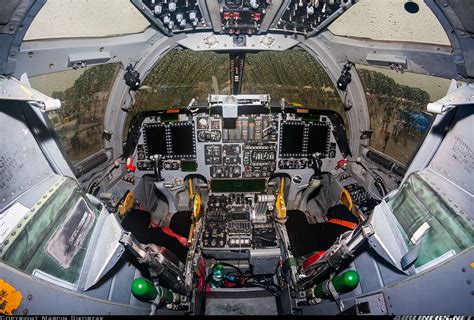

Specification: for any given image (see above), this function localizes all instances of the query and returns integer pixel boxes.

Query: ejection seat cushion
[121,209,188,263]
[286,210,320,258]
[169,211,193,238]
[286,205,358,258]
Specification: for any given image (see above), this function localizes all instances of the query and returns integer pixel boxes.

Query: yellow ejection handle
[192,193,202,221]
[188,179,194,199]
[187,194,202,245]
[275,177,287,222]
[187,178,202,244]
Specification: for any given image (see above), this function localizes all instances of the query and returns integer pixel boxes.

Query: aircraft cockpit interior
[0,0,472,316]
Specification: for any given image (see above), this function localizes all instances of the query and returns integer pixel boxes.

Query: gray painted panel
[0,263,149,315]
[320,31,457,80]
[428,106,473,195]
[14,28,160,78]
[109,260,138,304]
[0,103,54,212]
[385,248,474,315]
[0,0,46,76]
[16,174,57,208]
[353,249,386,293]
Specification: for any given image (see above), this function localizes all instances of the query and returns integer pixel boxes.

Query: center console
[200,191,280,274]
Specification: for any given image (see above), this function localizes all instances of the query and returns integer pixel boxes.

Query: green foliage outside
[243,50,344,115]
[49,63,121,163]
[358,68,433,165]
[131,49,347,124]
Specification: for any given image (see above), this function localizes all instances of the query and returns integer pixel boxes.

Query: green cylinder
[131,278,174,303]
[158,286,174,304]
[314,270,360,298]
[131,278,158,300]
[210,264,225,288]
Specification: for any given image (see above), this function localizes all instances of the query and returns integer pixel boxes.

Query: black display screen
[280,122,305,156]
[211,179,266,193]
[307,124,329,155]
[170,123,195,158]
[144,125,167,157]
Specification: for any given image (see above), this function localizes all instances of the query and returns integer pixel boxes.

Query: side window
[356,65,451,165]
[30,63,121,164]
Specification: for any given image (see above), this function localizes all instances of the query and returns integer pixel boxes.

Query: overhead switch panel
[131,0,207,36]
[220,0,271,35]
[272,0,353,36]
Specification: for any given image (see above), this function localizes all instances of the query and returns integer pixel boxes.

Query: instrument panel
[127,104,348,198]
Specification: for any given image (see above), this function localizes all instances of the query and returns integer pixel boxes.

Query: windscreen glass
[242,50,346,121]
[128,49,348,134]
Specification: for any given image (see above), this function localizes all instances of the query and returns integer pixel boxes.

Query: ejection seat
[285,190,359,258]
[168,210,193,239]
[121,209,189,263]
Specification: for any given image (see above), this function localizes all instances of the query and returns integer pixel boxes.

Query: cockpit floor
[204,295,278,315]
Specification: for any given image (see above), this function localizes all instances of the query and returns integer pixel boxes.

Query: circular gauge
[198,117,208,129]
[174,177,184,186]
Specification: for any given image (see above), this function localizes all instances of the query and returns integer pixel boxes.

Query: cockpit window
[24,0,150,40]
[242,50,346,120]
[328,0,450,46]
[131,49,230,116]
[356,65,451,165]
[30,63,122,164]
[387,172,474,268]
[129,49,347,131]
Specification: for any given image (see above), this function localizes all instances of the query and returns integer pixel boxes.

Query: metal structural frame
[0,0,46,75]
[424,0,474,80]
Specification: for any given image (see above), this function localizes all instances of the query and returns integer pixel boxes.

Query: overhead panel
[271,0,353,36]
[131,0,209,36]
[217,0,270,36]
[130,0,356,37]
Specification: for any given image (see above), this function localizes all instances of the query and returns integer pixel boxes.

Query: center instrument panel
[131,109,346,184]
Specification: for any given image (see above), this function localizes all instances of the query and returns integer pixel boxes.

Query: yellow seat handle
[338,188,353,212]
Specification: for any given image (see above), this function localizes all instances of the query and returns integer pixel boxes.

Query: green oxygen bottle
[210,264,225,288]
[130,278,174,303]
[314,270,360,298]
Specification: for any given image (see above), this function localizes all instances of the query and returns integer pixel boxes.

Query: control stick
[151,154,180,214]
[151,154,164,181]
[297,153,323,212]
[310,152,323,178]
